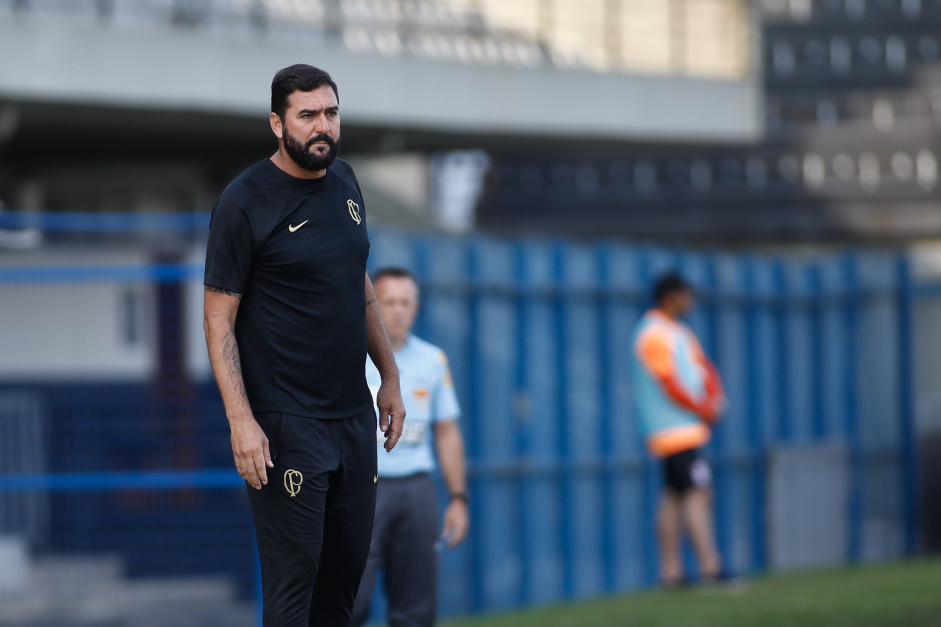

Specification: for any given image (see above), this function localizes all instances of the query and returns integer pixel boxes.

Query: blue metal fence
[368,229,917,613]
[0,220,919,622]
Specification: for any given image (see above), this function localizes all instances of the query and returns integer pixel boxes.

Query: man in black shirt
[204,64,405,627]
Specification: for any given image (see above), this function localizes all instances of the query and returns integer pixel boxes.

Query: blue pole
[896,254,920,555]
[514,243,533,605]
[844,253,863,563]
[701,254,732,578]
[774,260,791,443]
[744,256,767,573]
[466,240,486,612]
[553,242,575,600]
[636,249,659,587]
[597,245,617,593]
[412,234,431,338]
[809,264,827,439]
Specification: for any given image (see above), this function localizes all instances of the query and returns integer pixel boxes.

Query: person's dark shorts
[662,448,712,493]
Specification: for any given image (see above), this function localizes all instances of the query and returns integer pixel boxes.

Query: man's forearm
[364,278,399,381]
[703,360,725,400]
[436,423,467,495]
[366,311,398,381]
[206,320,253,421]
[657,373,703,415]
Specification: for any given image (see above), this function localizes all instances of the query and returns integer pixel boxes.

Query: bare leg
[680,487,721,578]
[656,491,683,584]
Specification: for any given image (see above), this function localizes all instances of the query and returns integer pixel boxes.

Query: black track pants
[248,409,378,627]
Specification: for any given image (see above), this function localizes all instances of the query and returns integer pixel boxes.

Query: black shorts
[662,448,712,494]
[248,408,378,627]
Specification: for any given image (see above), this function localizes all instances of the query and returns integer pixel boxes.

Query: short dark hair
[371,267,420,297]
[653,272,692,305]
[371,267,417,284]
[271,64,339,120]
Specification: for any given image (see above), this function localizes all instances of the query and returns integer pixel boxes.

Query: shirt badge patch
[347,199,362,225]
[413,387,430,412]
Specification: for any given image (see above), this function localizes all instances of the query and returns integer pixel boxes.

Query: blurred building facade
[0,0,757,235]
[479,0,941,243]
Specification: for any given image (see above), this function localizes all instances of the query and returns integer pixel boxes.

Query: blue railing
[0,210,211,232]
[0,469,242,492]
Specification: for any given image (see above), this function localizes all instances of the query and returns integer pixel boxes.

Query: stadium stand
[478,0,941,243]
[0,0,758,234]
[0,0,748,77]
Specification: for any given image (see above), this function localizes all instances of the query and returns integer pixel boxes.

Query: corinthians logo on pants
[284,469,303,497]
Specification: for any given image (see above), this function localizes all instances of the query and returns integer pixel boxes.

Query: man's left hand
[441,500,469,548]
[376,379,406,452]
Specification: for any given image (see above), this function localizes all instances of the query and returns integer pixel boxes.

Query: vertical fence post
[465,239,485,612]
[744,256,766,572]
[773,259,791,443]
[597,245,617,593]
[896,253,919,556]
[698,253,732,575]
[636,248,659,587]
[553,242,575,599]
[411,234,430,339]
[844,252,862,563]
[809,264,826,439]
[514,243,532,606]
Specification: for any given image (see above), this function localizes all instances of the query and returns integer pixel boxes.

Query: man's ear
[270,112,283,140]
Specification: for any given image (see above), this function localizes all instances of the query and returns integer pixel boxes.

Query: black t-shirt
[204,157,373,419]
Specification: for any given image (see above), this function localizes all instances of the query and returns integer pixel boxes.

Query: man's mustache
[305,134,336,150]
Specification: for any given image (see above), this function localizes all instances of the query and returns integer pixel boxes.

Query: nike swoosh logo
[288,220,308,233]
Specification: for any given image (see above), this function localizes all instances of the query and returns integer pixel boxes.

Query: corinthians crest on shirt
[347,199,361,225]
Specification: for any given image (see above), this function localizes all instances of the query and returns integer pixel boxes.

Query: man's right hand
[229,414,273,490]
[697,396,725,424]
[376,378,406,452]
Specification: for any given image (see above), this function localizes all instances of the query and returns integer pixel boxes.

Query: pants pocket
[257,412,286,460]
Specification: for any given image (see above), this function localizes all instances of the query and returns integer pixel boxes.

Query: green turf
[443,560,941,627]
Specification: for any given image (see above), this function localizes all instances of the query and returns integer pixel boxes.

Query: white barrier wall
[0,249,156,380]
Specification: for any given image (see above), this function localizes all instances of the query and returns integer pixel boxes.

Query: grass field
[444,560,941,627]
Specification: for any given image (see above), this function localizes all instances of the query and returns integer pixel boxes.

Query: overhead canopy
[0,9,761,148]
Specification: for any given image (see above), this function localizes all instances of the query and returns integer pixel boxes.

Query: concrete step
[28,555,125,589]
[0,554,255,627]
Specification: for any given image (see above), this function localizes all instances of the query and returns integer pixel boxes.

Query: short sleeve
[204,195,255,294]
[636,332,675,379]
[432,351,461,422]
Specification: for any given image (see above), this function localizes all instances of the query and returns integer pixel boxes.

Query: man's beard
[282,127,340,172]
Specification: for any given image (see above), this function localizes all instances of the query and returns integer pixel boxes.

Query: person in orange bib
[631,272,725,586]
